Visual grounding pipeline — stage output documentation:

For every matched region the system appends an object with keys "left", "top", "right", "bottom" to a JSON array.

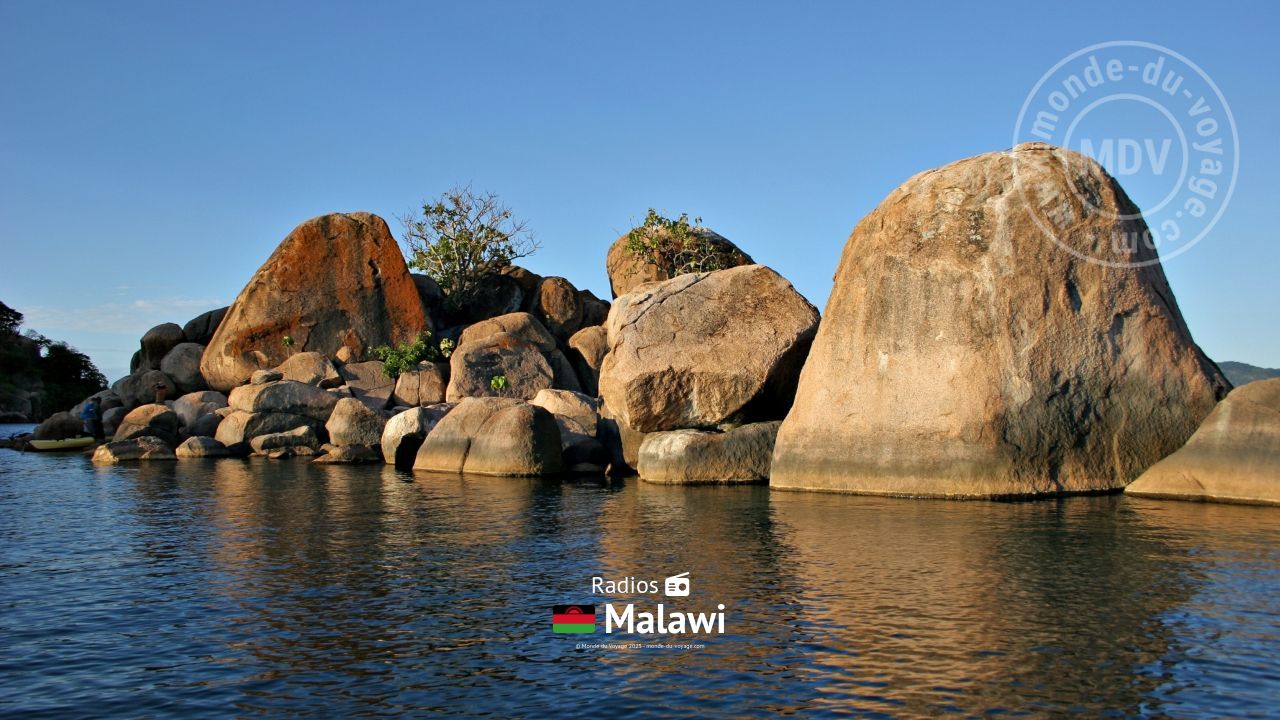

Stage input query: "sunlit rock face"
[{"left": 771, "top": 143, "right": 1229, "bottom": 498}]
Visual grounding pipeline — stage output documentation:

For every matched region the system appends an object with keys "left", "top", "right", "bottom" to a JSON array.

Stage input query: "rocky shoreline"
[{"left": 9, "top": 143, "right": 1278, "bottom": 505}]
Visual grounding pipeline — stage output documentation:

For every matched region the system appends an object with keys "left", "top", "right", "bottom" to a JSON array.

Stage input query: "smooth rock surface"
[
  {"left": 771, "top": 144, "right": 1231, "bottom": 498},
  {"left": 1127, "top": 379, "right": 1280, "bottom": 505},
  {"left": 250, "top": 425, "right": 320, "bottom": 454},
  {"left": 159, "top": 343, "right": 206, "bottom": 394}
]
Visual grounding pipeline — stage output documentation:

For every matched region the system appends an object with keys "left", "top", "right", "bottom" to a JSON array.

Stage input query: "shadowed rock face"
[
  {"left": 1127, "top": 378, "right": 1280, "bottom": 505},
  {"left": 200, "top": 213, "right": 428, "bottom": 391},
  {"left": 771, "top": 143, "right": 1230, "bottom": 499}
]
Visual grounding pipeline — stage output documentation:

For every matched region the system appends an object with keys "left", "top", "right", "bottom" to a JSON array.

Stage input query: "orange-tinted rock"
[{"left": 200, "top": 213, "right": 428, "bottom": 391}]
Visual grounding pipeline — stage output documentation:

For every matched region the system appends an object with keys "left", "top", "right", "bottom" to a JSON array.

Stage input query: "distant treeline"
[{"left": 0, "top": 301, "right": 106, "bottom": 422}]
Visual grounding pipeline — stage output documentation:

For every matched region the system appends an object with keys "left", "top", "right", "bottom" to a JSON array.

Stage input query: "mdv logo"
[{"left": 1079, "top": 138, "right": 1174, "bottom": 176}]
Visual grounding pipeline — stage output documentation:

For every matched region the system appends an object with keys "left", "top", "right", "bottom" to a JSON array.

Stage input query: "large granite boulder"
[
  {"left": 181, "top": 307, "right": 228, "bottom": 346},
  {"left": 160, "top": 343, "right": 206, "bottom": 394},
  {"left": 578, "top": 289, "right": 610, "bottom": 328},
  {"left": 200, "top": 212, "right": 429, "bottom": 391},
  {"left": 413, "top": 397, "right": 562, "bottom": 476},
  {"left": 1127, "top": 379, "right": 1280, "bottom": 505},
  {"left": 92, "top": 436, "right": 176, "bottom": 463},
  {"left": 600, "top": 264, "right": 819, "bottom": 432},
  {"left": 113, "top": 404, "right": 180, "bottom": 446},
  {"left": 771, "top": 144, "right": 1231, "bottom": 498},
  {"left": 446, "top": 332, "right": 554, "bottom": 402},
  {"left": 381, "top": 404, "right": 453, "bottom": 468},
  {"left": 338, "top": 360, "right": 395, "bottom": 411},
  {"left": 392, "top": 362, "right": 449, "bottom": 407},
  {"left": 139, "top": 323, "right": 185, "bottom": 371},
  {"left": 637, "top": 421, "right": 779, "bottom": 484},
  {"left": 228, "top": 380, "right": 338, "bottom": 422},
  {"left": 605, "top": 225, "right": 753, "bottom": 298},
  {"left": 274, "top": 352, "right": 342, "bottom": 388},
  {"left": 326, "top": 397, "right": 387, "bottom": 447}
]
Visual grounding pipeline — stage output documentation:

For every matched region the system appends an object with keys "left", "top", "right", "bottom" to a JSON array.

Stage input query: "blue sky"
[{"left": 2, "top": 0, "right": 1277, "bottom": 382}]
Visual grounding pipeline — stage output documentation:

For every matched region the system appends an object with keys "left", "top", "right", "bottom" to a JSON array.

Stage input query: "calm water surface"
[{"left": 1, "top": 424, "right": 1278, "bottom": 718}]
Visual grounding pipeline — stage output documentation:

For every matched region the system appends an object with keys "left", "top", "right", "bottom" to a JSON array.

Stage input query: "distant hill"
[{"left": 1218, "top": 361, "right": 1280, "bottom": 388}]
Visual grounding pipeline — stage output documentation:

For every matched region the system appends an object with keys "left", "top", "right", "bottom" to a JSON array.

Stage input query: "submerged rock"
[
  {"left": 638, "top": 421, "right": 779, "bottom": 484},
  {"left": 600, "top": 264, "right": 819, "bottom": 432},
  {"left": 92, "top": 436, "right": 176, "bottom": 463},
  {"left": 1127, "top": 379, "right": 1280, "bottom": 505},
  {"left": 200, "top": 212, "right": 428, "bottom": 391},
  {"left": 771, "top": 144, "right": 1230, "bottom": 499}
]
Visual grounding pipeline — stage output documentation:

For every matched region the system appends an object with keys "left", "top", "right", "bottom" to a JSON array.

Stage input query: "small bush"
[
  {"left": 625, "top": 209, "right": 734, "bottom": 276},
  {"left": 489, "top": 374, "right": 508, "bottom": 391},
  {"left": 371, "top": 332, "right": 440, "bottom": 378},
  {"left": 399, "top": 186, "right": 538, "bottom": 313}
]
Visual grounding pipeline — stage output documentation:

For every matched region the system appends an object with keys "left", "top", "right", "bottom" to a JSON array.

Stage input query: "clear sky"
[{"left": 2, "top": 0, "right": 1277, "bottom": 382}]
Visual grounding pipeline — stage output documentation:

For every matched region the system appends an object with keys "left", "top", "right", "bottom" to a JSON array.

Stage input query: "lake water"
[{"left": 2, "top": 425, "right": 1278, "bottom": 718}]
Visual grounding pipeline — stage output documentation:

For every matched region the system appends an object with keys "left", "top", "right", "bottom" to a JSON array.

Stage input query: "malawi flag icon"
[{"left": 552, "top": 605, "right": 596, "bottom": 634}]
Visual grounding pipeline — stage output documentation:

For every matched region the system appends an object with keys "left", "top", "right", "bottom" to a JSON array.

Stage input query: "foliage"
[
  {"left": 625, "top": 209, "right": 735, "bottom": 276},
  {"left": 282, "top": 335, "right": 294, "bottom": 348},
  {"left": 438, "top": 338, "right": 456, "bottom": 359},
  {"left": 0, "top": 300, "right": 106, "bottom": 420},
  {"left": 371, "top": 331, "right": 440, "bottom": 378},
  {"left": 489, "top": 374, "right": 508, "bottom": 392},
  {"left": 399, "top": 186, "right": 539, "bottom": 313}
]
